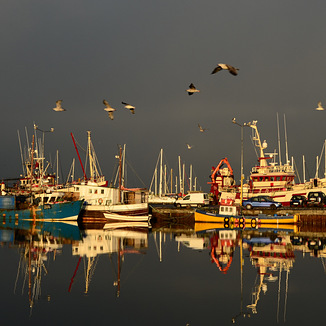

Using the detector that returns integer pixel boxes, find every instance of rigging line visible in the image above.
[119,254,146,286]
[149,152,161,192]
[250,134,259,159]
[315,141,326,178]
[14,253,24,294]
[292,159,301,184]
[320,257,326,273]
[108,253,118,280]
[125,158,147,188]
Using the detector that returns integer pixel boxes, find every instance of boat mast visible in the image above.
[190,164,193,191]
[56,150,59,186]
[30,135,35,192]
[178,156,182,194]
[70,133,87,181]
[248,121,268,167]
[87,131,94,181]
[303,155,306,183]
[284,114,289,165]
[119,146,122,203]
[17,130,25,176]
[277,113,282,165]
[164,164,167,195]
[159,148,163,197]
[182,163,185,194]
[122,144,126,187]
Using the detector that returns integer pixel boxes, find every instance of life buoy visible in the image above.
[98,198,103,205]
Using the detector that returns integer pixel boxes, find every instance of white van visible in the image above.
[176,192,209,208]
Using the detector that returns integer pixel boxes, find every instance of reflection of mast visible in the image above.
[231,235,251,323]
[84,256,99,294]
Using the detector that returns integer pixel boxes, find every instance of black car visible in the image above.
[290,195,307,207]
[306,191,326,207]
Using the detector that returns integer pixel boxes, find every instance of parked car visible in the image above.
[242,196,282,210]
[290,195,307,207]
[175,192,209,208]
[306,191,326,207]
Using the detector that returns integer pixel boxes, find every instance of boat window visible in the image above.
[43,197,49,203]
[101,189,104,194]
[76,187,79,191]
[89,189,92,194]
[141,192,146,203]
[220,206,225,212]
[259,177,263,181]
[49,197,56,202]
[94,189,98,194]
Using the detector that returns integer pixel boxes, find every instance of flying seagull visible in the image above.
[186,144,193,150]
[122,102,135,114]
[52,100,66,112]
[186,83,200,95]
[211,63,239,76]
[315,101,324,111]
[103,99,116,120]
[198,123,207,132]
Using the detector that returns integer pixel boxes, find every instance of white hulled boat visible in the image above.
[67,131,148,221]
[212,120,326,206]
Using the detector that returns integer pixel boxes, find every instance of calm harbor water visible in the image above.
[0,218,325,326]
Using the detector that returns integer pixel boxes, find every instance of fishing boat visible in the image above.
[0,194,84,221]
[66,132,148,219]
[210,119,326,206]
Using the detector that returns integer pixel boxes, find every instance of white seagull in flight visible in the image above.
[211,63,239,76]
[186,144,193,150]
[52,100,66,112]
[186,83,200,96]
[122,102,135,114]
[315,101,324,111]
[198,123,207,132]
[103,99,116,120]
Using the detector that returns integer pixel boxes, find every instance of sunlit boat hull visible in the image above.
[0,200,84,221]
[195,209,300,225]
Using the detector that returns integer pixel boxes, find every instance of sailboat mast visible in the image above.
[303,155,306,183]
[277,113,282,165]
[87,131,94,181]
[122,144,126,187]
[70,133,87,180]
[178,156,182,195]
[159,148,163,197]
[284,114,289,164]
[30,135,35,192]
[119,146,122,203]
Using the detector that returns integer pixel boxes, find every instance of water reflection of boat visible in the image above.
[1,220,82,315]
[244,234,295,321]
[71,224,149,296]
[194,222,298,234]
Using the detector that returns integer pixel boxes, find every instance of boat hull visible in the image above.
[0,200,84,221]
[195,209,299,224]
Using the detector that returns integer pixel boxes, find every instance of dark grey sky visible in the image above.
[2,0,326,191]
